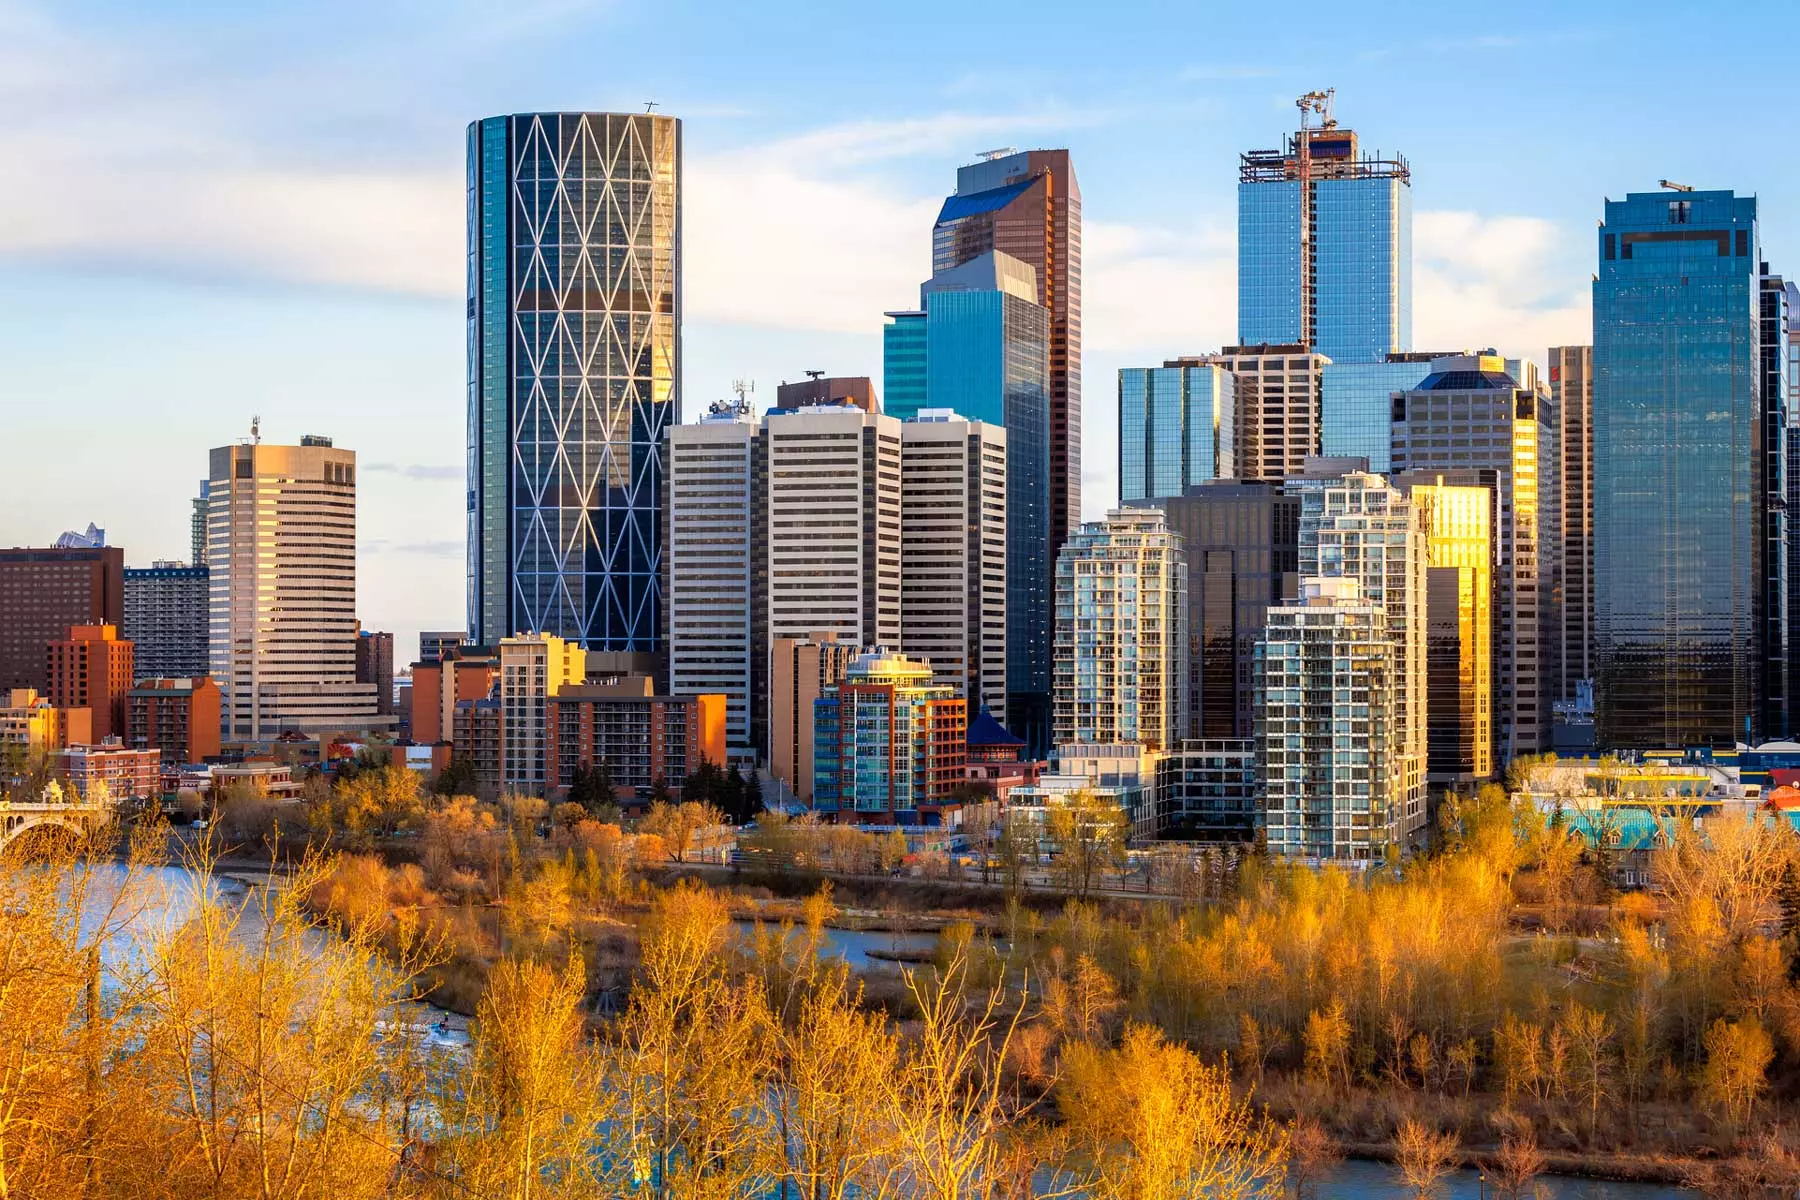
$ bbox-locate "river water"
[1320,1159,1691,1199]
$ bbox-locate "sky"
[4,0,1799,662]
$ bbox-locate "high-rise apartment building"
[1154,482,1299,740]
[1762,270,1791,740]
[208,437,378,739]
[1390,354,1559,762]
[931,149,1081,560]
[1052,508,1188,752]
[191,482,209,567]
[47,624,134,741]
[0,547,124,692]
[1117,364,1235,502]
[497,633,587,797]
[769,634,870,805]
[1255,577,1401,859]
[1547,346,1594,712]
[126,677,222,765]
[1788,282,1800,729]
[1238,107,1411,364]
[123,563,210,680]
[1165,348,1328,482]
[1291,471,1429,837]
[885,251,1051,750]
[1396,474,1495,786]
[355,629,395,717]
[900,413,1007,717]
[466,112,681,655]
[663,404,760,765]
[812,650,966,823]
[409,644,499,747]
[1594,189,1761,749]
[549,677,725,804]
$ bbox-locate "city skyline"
[7,1,1800,655]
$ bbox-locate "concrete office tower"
[467,113,681,655]
[812,650,966,822]
[1238,105,1411,363]
[0,546,123,692]
[208,437,378,739]
[931,149,1081,560]
[1762,271,1791,740]
[884,251,1051,751]
[1154,482,1300,741]
[1292,471,1429,838]
[1117,363,1235,503]
[1164,348,1328,482]
[663,404,760,766]
[191,482,209,567]
[900,412,1007,717]
[47,624,134,741]
[1052,508,1188,751]
[1594,190,1763,749]
[1390,354,1559,763]
[1255,577,1401,860]
[1397,475,1496,787]
[1548,346,1595,715]
[355,629,395,716]
[769,635,870,805]
[774,376,878,413]
[123,562,210,679]
[763,403,903,672]
[498,633,586,798]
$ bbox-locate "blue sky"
[4,0,1798,659]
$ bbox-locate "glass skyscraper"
[1594,189,1762,749]
[1320,355,1437,470]
[1238,118,1411,364]
[883,251,1052,752]
[1117,364,1235,503]
[466,112,681,652]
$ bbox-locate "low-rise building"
[0,688,89,756]
[126,677,222,765]
[965,708,1043,804]
[1161,739,1258,842]
[55,739,161,802]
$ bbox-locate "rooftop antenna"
[1293,89,1335,349]
[644,100,659,113]
[250,414,261,444]
[1660,179,1694,192]
[804,369,825,382]
[730,378,754,415]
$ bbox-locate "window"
[1668,200,1690,225]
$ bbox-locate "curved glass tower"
[467,112,681,652]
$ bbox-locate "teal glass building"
[882,251,1051,751]
[1238,121,1411,365]
[1117,364,1235,502]
[466,112,681,652]
[1593,189,1763,749]
[1320,356,1436,470]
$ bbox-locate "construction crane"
[1294,89,1335,349]
[1660,179,1693,192]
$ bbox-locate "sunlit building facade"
[1117,364,1236,502]
[812,650,967,824]
[466,112,681,654]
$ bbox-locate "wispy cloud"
[364,462,463,481]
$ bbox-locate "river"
[1319,1159,1690,1199]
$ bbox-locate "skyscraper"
[1594,189,1761,749]
[0,546,123,692]
[1165,347,1328,482]
[466,112,681,657]
[884,251,1051,750]
[1762,269,1790,740]
[1390,354,1559,762]
[209,436,379,739]
[1052,508,1188,752]
[1238,103,1411,364]
[123,562,210,680]
[1117,363,1235,503]
[1547,346,1594,713]
[931,150,1081,559]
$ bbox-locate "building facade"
[418,631,468,665]
[1594,189,1762,749]
[1291,471,1428,838]
[1762,270,1791,740]
[208,437,379,739]
[1548,345,1595,716]
[549,678,725,804]
[773,376,878,412]
[1052,508,1188,752]
[0,689,85,758]
[0,546,124,692]
[497,633,587,797]
[1238,111,1411,364]
[123,563,210,680]
[46,624,134,742]
[769,634,870,805]
[900,413,1007,717]
[931,149,1081,561]
[1155,482,1300,741]
[1117,363,1236,502]
[812,650,966,824]
[54,741,161,802]
[1319,354,1440,470]
[355,630,395,717]
[1255,577,1400,859]
[466,112,681,655]
[1390,354,1558,762]
[1161,738,1258,842]
[1163,348,1327,483]
[409,645,499,747]
[126,677,222,766]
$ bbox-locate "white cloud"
[1414,209,1590,361]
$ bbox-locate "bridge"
[0,798,113,852]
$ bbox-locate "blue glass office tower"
[466,112,681,652]
[1238,119,1411,364]
[882,251,1052,752]
[1593,189,1762,749]
[1320,356,1437,470]
[1117,365,1235,502]
[1762,268,1790,739]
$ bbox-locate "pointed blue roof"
[967,708,1026,748]
[934,177,1037,226]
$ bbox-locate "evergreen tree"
[723,765,747,823]
[432,754,477,797]
[743,770,764,820]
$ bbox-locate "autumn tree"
[1393,1121,1459,1200]
[1046,788,1127,901]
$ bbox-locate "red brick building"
[0,547,124,692]
[548,678,726,806]
[55,739,161,802]
[127,677,222,765]
[47,624,134,740]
